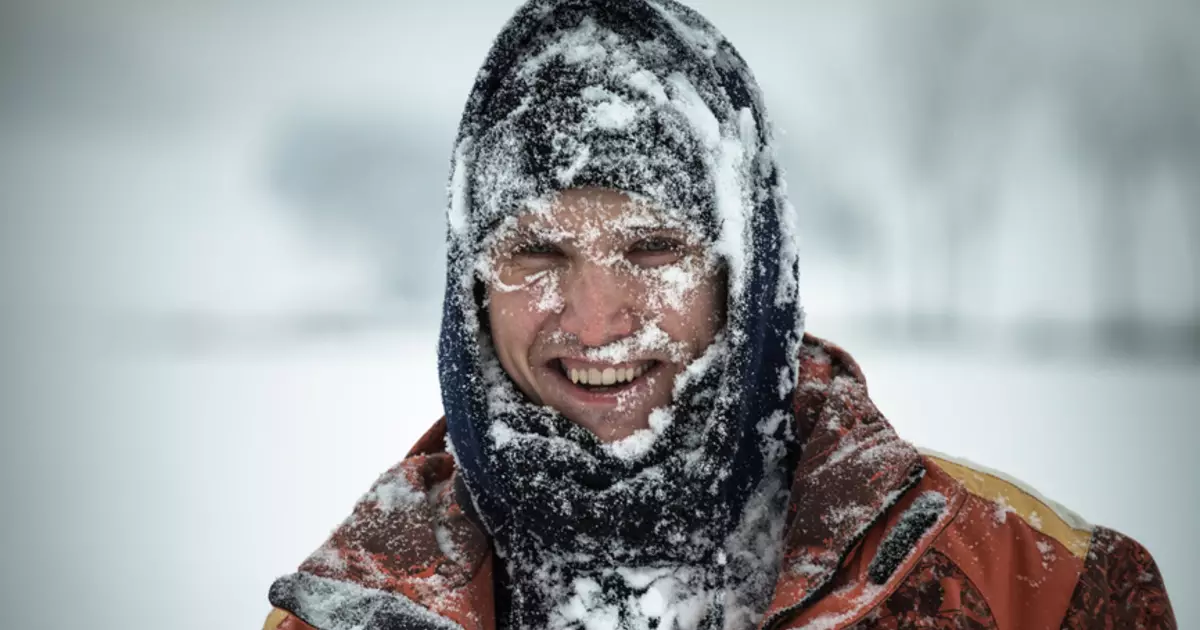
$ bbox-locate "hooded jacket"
[427,0,806,626]
[265,335,1177,629]
[266,0,1176,627]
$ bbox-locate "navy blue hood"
[436,1,804,627]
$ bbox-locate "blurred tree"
[1054,10,1200,356]
[875,0,1199,357]
[269,117,450,321]
[881,1,1012,341]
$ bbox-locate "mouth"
[549,358,661,398]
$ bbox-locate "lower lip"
[549,362,659,405]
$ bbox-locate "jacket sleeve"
[1061,526,1177,629]
[263,608,317,630]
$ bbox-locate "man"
[264,1,1177,628]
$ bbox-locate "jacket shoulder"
[1061,526,1178,628]
[917,450,1095,629]
[922,448,1093,559]
[922,450,1176,628]
[266,418,495,630]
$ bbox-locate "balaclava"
[438,1,805,628]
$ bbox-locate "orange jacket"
[264,336,1176,629]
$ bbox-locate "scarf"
[437,1,805,628]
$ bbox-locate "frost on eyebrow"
[476,258,567,316]
[475,195,720,318]
[474,215,570,312]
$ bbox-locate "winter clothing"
[265,335,1177,629]
[434,0,803,627]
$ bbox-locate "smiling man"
[264,1,1176,629]
[482,188,726,443]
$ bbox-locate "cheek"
[637,260,723,328]
[646,274,725,350]
[487,284,554,358]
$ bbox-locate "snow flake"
[1036,539,1057,567]
[993,495,1017,525]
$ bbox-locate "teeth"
[602,367,616,385]
[566,363,653,386]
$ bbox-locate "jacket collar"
[760,335,924,628]
[281,335,925,630]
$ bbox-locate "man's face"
[483,187,725,442]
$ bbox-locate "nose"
[558,262,636,347]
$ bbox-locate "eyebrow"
[508,225,568,242]
[495,219,702,249]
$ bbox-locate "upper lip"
[555,357,657,372]
[544,351,666,369]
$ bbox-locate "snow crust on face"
[586,321,687,363]
[479,203,721,327]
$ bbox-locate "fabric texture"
[1061,526,1177,629]
[850,550,998,629]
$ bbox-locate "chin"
[566,409,652,443]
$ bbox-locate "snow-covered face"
[483,187,725,442]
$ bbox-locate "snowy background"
[1,0,1197,628]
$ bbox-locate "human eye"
[514,241,563,258]
[502,239,568,275]
[628,235,685,265]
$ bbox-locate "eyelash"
[514,242,562,257]
[631,237,682,254]
[509,237,686,262]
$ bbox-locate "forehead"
[513,187,688,236]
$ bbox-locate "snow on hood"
[436,1,804,628]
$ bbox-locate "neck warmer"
[437,2,805,628]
